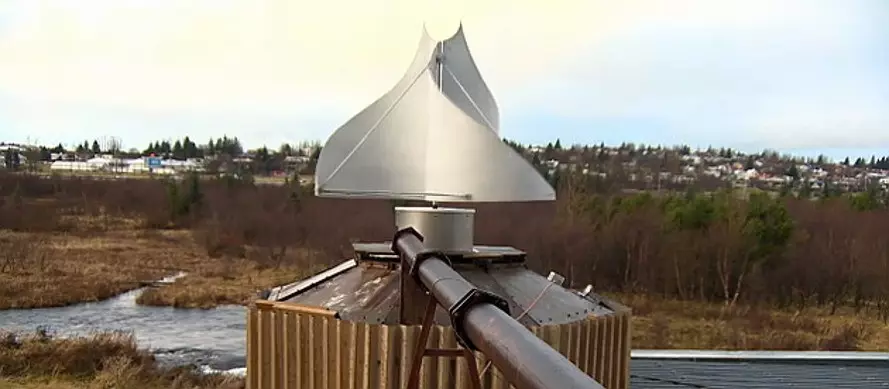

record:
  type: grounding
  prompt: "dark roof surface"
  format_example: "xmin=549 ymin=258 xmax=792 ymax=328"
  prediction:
xmin=268 ymin=256 xmax=616 ymax=326
xmin=629 ymin=359 xmax=889 ymax=388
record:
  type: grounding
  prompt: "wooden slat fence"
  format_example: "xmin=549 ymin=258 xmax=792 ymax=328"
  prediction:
xmin=246 ymin=300 xmax=631 ymax=389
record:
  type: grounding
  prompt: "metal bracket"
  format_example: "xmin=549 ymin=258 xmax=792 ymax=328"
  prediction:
xmin=405 ymin=298 xmax=482 ymax=389
xmin=392 ymin=226 xmax=424 ymax=247
xmin=448 ymin=288 xmax=510 ymax=351
xmin=392 ymin=227 xmax=452 ymax=278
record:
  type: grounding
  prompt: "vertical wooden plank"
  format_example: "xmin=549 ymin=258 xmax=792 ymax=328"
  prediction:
xmin=246 ymin=306 xmax=259 ymax=389
xmin=279 ymin=311 xmax=289 ymax=389
xmin=329 ymin=319 xmax=342 ymax=389
xmin=399 ymin=325 xmax=416 ymax=389
xmin=273 ymin=308 xmax=285 ymax=389
xmin=298 ymin=314 xmax=311 ymax=389
xmin=388 ymin=325 xmax=403 ymax=389
xmin=564 ymin=321 xmax=575 ymax=362
xmin=621 ymin=313 xmax=632 ymax=389
xmin=614 ymin=314 xmax=625 ymax=389
xmin=367 ymin=323 xmax=381 ymax=389
xmin=604 ymin=316 xmax=615 ymax=389
xmin=618 ymin=312 xmax=632 ymax=389
xmin=354 ymin=322 xmax=369 ymax=389
xmin=308 ymin=315 xmax=319 ymax=389
xmin=259 ymin=308 xmax=273 ymax=389
xmin=341 ymin=320 xmax=357 ymax=389
xmin=598 ymin=317 xmax=609 ymax=388
xmin=595 ymin=318 xmax=605 ymax=383
xmin=312 ymin=317 xmax=323 ymax=389
xmin=545 ymin=325 xmax=561 ymax=359
xmin=559 ymin=323 xmax=571 ymax=359
xmin=320 ymin=316 xmax=331 ymax=389
xmin=608 ymin=315 xmax=623 ymax=389
xmin=286 ymin=312 xmax=299 ymax=389
xmin=578 ymin=318 xmax=590 ymax=376
xmin=378 ymin=325 xmax=392 ymax=389
xmin=571 ymin=321 xmax=583 ymax=365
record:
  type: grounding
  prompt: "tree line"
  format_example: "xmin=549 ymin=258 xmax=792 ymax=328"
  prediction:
xmin=14 ymin=135 xmax=889 ymax=170
xmin=4 ymin=170 xmax=889 ymax=319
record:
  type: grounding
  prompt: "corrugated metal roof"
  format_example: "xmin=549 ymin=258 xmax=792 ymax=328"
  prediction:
xmin=629 ymin=359 xmax=889 ymax=388
xmin=632 ymin=349 xmax=889 ymax=364
xmin=270 ymin=258 xmax=615 ymax=326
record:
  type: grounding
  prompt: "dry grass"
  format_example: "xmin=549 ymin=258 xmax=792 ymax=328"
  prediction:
xmin=136 ymin=253 xmax=318 ymax=309
xmin=0 ymin=216 xmax=320 ymax=310
xmin=0 ymin=222 xmax=203 ymax=309
xmin=614 ymin=293 xmax=889 ymax=351
xmin=0 ymin=330 xmax=243 ymax=389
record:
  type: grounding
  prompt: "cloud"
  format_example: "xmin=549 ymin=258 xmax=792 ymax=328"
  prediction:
xmin=0 ymin=0 xmax=887 ymax=152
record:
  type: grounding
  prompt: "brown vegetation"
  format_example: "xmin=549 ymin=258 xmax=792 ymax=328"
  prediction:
xmin=0 ymin=173 xmax=372 ymax=309
xmin=617 ymin=293 xmax=889 ymax=351
xmin=0 ymin=228 xmax=179 ymax=309
xmin=135 ymin=251 xmax=321 ymax=309
xmin=0 ymin=329 xmax=242 ymax=389
xmin=0 ymin=225 xmax=313 ymax=310
xmin=4 ymin=170 xmax=889 ymax=350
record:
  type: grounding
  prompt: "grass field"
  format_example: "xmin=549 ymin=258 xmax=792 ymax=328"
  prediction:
xmin=0 ymin=330 xmax=243 ymax=389
xmin=0 ymin=216 xmax=313 ymax=310
xmin=614 ymin=293 xmax=889 ymax=351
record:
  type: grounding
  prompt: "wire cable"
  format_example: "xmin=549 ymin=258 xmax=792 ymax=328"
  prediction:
xmin=477 ymin=282 xmax=556 ymax=378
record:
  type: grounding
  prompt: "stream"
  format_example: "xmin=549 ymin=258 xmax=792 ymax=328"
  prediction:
xmin=0 ymin=273 xmax=248 ymax=374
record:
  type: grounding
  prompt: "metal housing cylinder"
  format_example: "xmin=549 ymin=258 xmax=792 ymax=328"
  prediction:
xmin=395 ymin=207 xmax=475 ymax=254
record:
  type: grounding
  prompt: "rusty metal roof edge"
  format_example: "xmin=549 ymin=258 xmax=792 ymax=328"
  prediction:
xmin=593 ymin=293 xmax=632 ymax=314
xmin=631 ymin=349 xmax=889 ymax=367
xmin=267 ymin=259 xmax=358 ymax=301
xmin=320 ymin=310 xmax=616 ymax=330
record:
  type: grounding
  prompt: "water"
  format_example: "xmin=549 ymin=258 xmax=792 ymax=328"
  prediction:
xmin=0 ymin=273 xmax=248 ymax=372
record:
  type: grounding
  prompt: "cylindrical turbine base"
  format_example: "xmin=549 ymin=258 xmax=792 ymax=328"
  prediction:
xmin=394 ymin=206 xmax=475 ymax=254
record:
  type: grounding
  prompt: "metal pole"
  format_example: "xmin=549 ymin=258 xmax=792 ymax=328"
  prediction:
xmin=392 ymin=228 xmax=605 ymax=389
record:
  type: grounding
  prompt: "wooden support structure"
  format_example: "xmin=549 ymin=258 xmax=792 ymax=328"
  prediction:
xmin=246 ymin=299 xmax=631 ymax=389
xmin=405 ymin=298 xmax=483 ymax=389
xmin=254 ymin=300 xmax=339 ymax=318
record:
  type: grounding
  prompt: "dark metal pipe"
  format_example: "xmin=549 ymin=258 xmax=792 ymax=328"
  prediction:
xmin=393 ymin=229 xmax=605 ymax=389
xmin=463 ymin=304 xmax=604 ymax=389
xmin=416 ymin=258 xmax=475 ymax=308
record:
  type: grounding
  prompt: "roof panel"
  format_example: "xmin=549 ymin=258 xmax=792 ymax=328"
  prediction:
xmin=629 ymin=359 xmax=889 ymax=388
xmin=285 ymin=264 xmax=399 ymax=324
xmin=487 ymin=266 xmax=613 ymax=325
xmin=274 ymin=258 xmax=615 ymax=326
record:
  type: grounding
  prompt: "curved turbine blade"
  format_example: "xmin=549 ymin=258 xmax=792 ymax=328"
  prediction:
xmin=438 ymin=24 xmax=500 ymax=133
xmin=315 ymin=24 xmax=554 ymax=202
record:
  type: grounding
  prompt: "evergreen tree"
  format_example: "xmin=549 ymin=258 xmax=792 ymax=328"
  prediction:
xmin=173 ymin=140 xmax=183 ymax=160
xmin=785 ymin=165 xmax=799 ymax=179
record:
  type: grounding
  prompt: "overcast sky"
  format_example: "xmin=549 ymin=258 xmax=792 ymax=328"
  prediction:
xmin=0 ymin=0 xmax=887 ymax=159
